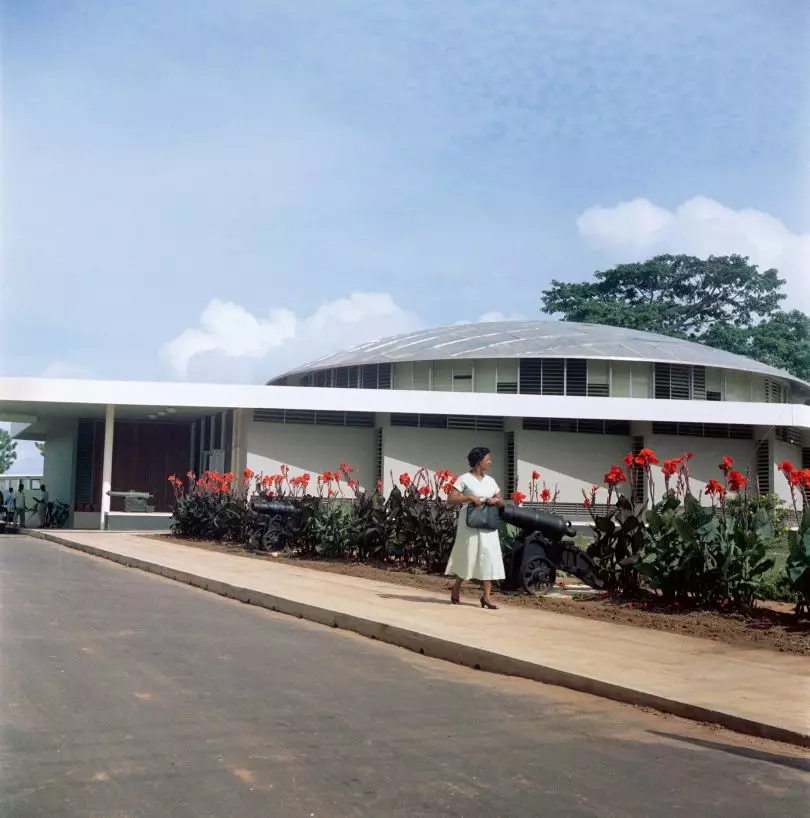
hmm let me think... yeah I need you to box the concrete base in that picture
[105,513,172,532]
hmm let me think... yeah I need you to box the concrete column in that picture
[100,404,115,530]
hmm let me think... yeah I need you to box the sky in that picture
[2,0,808,473]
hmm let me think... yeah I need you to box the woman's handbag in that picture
[466,502,501,531]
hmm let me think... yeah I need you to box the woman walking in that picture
[445,447,506,609]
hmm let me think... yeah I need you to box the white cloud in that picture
[576,196,810,311]
[161,292,421,382]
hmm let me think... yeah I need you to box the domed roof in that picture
[273,320,809,389]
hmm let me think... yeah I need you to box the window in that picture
[565,359,587,396]
[587,360,610,397]
[474,360,498,393]
[496,359,518,394]
[630,363,651,398]
[611,362,631,398]
[431,361,453,391]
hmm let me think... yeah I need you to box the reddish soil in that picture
[150,535,810,656]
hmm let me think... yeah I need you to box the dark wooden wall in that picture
[79,421,192,512]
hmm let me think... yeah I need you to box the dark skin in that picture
[447,452,503,605]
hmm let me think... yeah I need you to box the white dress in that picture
[444,473,506,581]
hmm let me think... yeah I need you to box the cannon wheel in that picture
[522,556,556,596]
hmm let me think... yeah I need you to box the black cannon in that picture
[249,499,300,551]
[499,505,603,595]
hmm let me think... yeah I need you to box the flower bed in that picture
[167,450,810,617]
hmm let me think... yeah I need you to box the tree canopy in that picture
[541,254,809,381]
[0,429,17,474]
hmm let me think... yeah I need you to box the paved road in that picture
[1,536,808,817]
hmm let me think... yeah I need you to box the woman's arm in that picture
[447,488,481,507]
[485,492,504,507]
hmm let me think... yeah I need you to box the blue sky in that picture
[2,0,808,470]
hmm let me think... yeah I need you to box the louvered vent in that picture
[631,436,645,502]
[519,359,543,395]
[253,409,374,427]
[654,363,671,399]
[565,359,587,396]
[776,427,802,446]
[541,359,565,396]
[692,366,707,400]
[755,439,771,494]
[651,422,752,440]
[522,418,631,435]
[391,414,503,431]
[334,367,350,389]
[374,428,384,486]
[504,431,516,495]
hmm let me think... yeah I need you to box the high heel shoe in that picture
[480,596,498,610]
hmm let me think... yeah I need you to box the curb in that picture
[26,530,810,749]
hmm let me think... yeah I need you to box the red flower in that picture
[661,458,681,478]
[684,452,694,460]
[604,465,628,487]
[727,470,747,492]
[623,453,635,467]
[280,464,289,474]
[778,460,795,475]
[719,456,734,475]
[442,481,454,495]
[705,478,725,497]
[583,497,591,508]
[339,462,353,476]
[376,480,384,492]
[510,491,526,506]
[399,473,411,488]
[635,448,659,467]
[243,468,255,480]
[531,470,541,481]
[540,488,551,502]
[419,485,431,497]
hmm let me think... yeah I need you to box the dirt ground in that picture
[149,535,810,656]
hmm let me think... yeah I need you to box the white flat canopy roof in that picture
[2,377,808,438]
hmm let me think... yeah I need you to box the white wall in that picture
[382,427,505,493]
[246,421,377,492]
[644,435,755,499]
[772,439,803,504]
[42,419,78,526]
[515,431,631,502]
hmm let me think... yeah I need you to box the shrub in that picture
[777,462,810,617]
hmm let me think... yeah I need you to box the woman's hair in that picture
[467,447,491,469]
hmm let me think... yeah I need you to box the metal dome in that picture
[272,320,809,389]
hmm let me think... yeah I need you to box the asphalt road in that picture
[1,535,808,818]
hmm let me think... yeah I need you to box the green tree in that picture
[35,442,45,455]
[702,311,810,382]
[0,429,17,474]
[541,254,809,380]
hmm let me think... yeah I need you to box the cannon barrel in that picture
[251,500,297,516]
[499,505,575,540]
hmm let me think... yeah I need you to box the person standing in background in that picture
[36,483,49,527]
[4,486,17,524]
[16,481,27,528]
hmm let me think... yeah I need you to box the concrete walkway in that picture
[25,530,810,748]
